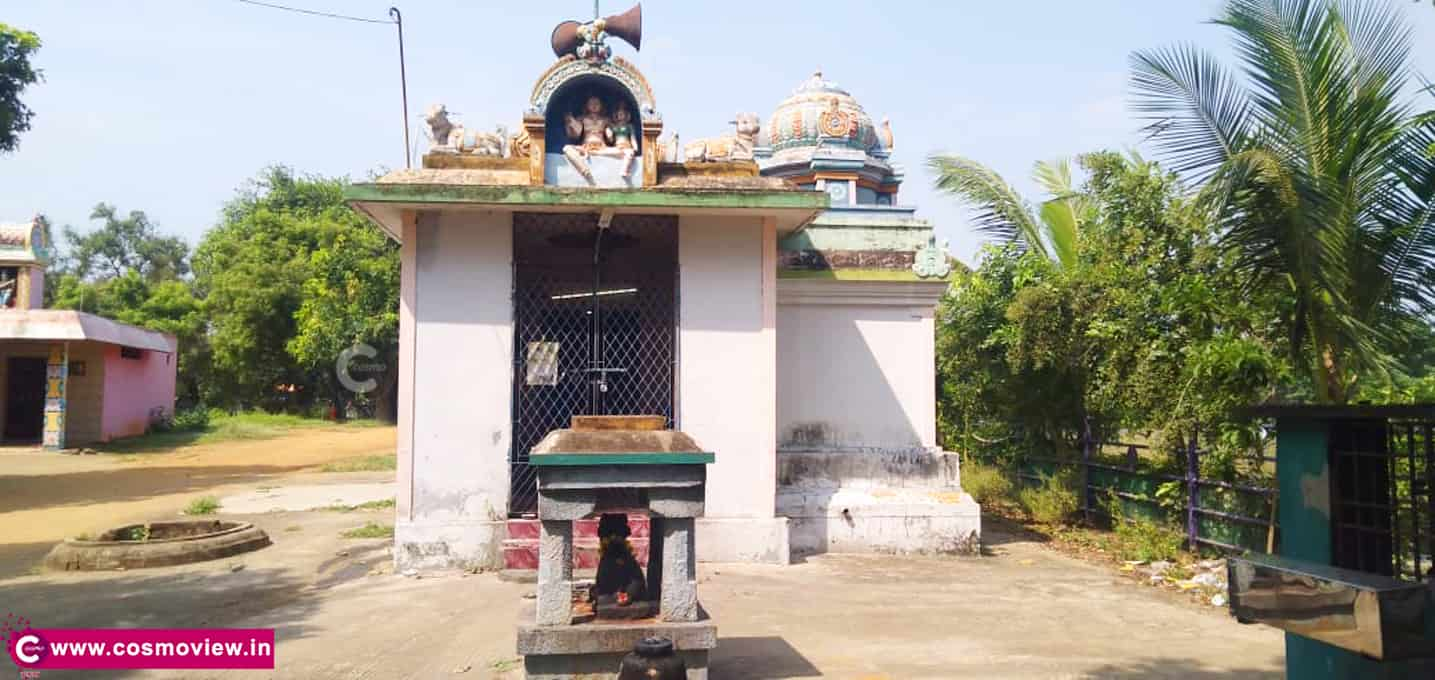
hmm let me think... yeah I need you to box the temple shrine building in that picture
[345,16,979,569]
[0,217,178,448]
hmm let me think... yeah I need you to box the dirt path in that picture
[0,425,395,578]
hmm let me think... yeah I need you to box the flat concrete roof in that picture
[0,310,177,353]
[345,180,830,242]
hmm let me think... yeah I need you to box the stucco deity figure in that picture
[562,96,627,182]
[606,103,638,178]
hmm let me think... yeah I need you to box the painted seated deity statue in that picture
[590,513,651,619]
[606,104,637,178]
[562,96,636,182]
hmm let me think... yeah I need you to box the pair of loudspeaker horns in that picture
[550,3,642,57]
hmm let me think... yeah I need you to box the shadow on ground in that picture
[711,636,822,678]
[0,464,319,514]
[1078,657,1284,679]
[91,430,207,454]
[0,541,59,580]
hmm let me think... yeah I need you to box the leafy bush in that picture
[144,406,210,434]
[962,463,1014,505]
[1113,517,1184,562]
[341,522,394,539]
[1103,493,1184,562]
[121,524,151,542]
[183,496,220,515]
[1019,473,1078,524]
[172,407,212,432]
[320,454,397,473]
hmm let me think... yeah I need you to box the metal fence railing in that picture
[1009,434,1279,555]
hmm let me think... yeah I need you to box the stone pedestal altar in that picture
[516,416,716,680]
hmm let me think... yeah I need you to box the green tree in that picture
[0,23,41,153]
[1130,0,1435,403]
[61,204,190,281]
[927,156,1089,267]
[939,153,1289,464]
[195,166,397,415]
[47,207,207,407]
[288,221,400,421]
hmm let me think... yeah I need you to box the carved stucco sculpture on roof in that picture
[757,70,903,206]
[561,96,638,182]
[765,71,886,160]
[683,113,760,163]
[425,104,507,157]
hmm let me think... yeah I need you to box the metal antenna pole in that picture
[389,7,410,169]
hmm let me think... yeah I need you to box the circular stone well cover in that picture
[43,521,271,572]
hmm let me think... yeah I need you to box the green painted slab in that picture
[776,268,958,282]
[529,452,715,466]
[344,183,829,211]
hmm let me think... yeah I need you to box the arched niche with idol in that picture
[523,4,662,188]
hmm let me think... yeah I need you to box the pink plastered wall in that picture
[100,344,178,441]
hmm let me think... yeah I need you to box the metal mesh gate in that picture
[509,213,678,516]
[1328,417,1433,582]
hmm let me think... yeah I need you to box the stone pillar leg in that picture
[535,520,573,626]
[659,518,698,622]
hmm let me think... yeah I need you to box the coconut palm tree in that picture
[927,156,1089,268]
[1131,0,1435,403]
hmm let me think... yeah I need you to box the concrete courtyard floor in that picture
[1,505,1285,680]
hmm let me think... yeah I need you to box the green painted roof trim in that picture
[777,268,957,282]
[529,452,716,466]
[345,183,830,211]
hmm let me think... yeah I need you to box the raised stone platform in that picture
[519,417,715,678]
[517,603,715,680]
[777,448,981,556]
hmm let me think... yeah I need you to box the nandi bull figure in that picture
[425,104,505,156]
[683,113,760,162]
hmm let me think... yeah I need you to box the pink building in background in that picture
[0,217,178,448]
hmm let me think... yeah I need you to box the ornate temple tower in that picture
[0,216,51,310]
[759,71,900,207]
[758,72,978,556]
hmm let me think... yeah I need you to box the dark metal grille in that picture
[509,213,678,516]
[1329,418,1433,582]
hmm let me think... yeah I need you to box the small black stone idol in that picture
[591,513,655,619]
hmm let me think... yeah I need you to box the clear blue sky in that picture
[3,1,1433,264]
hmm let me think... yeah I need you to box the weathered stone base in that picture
[393,518,505,571]
[516,603,715,680]
[694,517,790,564]
[779,486,981,556]
[522,650,708,680]
[776,448,981,556]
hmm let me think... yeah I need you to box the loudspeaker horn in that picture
[549,3,642,58]
[550,20,582,58]
[603,4,642,52]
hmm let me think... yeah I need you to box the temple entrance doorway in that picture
[4,356,46,442]
[509,213,678,515]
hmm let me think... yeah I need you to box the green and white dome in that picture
[764,71,884,161]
